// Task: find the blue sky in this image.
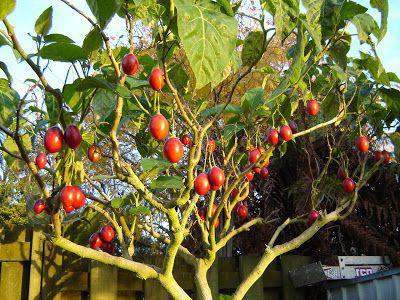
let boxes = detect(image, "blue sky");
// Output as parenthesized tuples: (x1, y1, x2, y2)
(0, 0, 399, 95)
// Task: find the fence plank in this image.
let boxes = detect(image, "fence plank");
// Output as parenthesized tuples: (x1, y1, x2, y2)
(0, 262, 27, 299)
(281, 255, 312, 300)
(28, 227, 44, 300)
(0, 241, 31, 261)
(239, 256, 264, 300)
(208, 257, 219, 299)
(144, 257, 169, 300)
(90, 260, 118, 300)
(42, 242, 63, 300)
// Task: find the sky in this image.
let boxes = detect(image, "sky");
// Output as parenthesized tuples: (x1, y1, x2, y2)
(0, 0, 399, 95)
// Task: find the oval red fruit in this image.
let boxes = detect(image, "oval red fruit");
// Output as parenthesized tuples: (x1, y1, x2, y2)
(267, 128, 279, 146)
(342, 178, 355, 193)
(198, 206, 207, 221)
(149, 67, 165, 91)
(279, 125, 292, 141)
(181, 134, 192, 146)
(100, 242, 115, 255)
(149, 114, 169, 141)
(246, 171, 254, 182)
(374, 151, 383, 162)
(337, 167, 347, 180)
(382, 150, 391, 164)
(89, 232, 103, 249)
(72, 186, 86, 209)
(100, 225, 115, 243)
(231, 188, 239, 199)
(88, 144, 101, 163)
(288, 121, 298, 134)
(208, 166, 225, 188)
(260, 167, 269, 180)
(36, 152, 47, 169)
(33, 199, 46, 215)
(248, 149, 261, 164)
(64, 125, 82, 149)
(236, 203, 248, 220)
(308, 209, 319, 224)
(356, 136, 369, 153)
(44, 126, 63, 153)
(194, 173, 211, 195)
(207, 139, 216, 153)
(60, 186, 76, 208)
(121, 53, 139, 75)
(163, 138, 184, 163)
(64, 206, 74, 213)
(306, 99, 319, 116)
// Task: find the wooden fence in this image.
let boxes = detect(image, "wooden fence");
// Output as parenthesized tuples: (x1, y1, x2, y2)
(0, 227, 313, 299)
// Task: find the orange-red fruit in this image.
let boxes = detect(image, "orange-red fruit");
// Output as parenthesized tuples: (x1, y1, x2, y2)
(60, 186, 86, 212)
(149, 67, 165, 91)
(337, 167, 347, 180)
(89, 233, 103, 249)
(194, 173, 211, 195)
(308, 209, 319, 224)
(121, 53, 139, 75)
(100, 225, 115, 243)
(207, 139, 216, 153)
(249, 149, 261, 164)
(88, 144, 101, 163)
(356, 136, 369, 153)
(36, 152, 47, 169)
(267, 128, 279, 146)
(33, 199, 46, 214)
(382, 150, 391, 164)
(342, 178, 355, 193)
(306, 99, 319, 116)
(181, 134, 192, 146)
(208, 167, 225, 189)
(44, 126, 63, 153)
(246, 171, 254, 182)
(163, 138, 183, 163)
(149, 114, 169, 141)
(258, 146, 265, 153)
(279, 125, 292, 141)
(64, 125, 82, 149)
(64, 206, 74, 213)
(236, 203, 248, 220)
(260, 167, 269, 180)
(198, 206, 207, 221)
(72, 187, 86, 209)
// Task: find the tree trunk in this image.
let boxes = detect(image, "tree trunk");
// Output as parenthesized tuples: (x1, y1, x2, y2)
(194, 267, 213, 299)
(159, 274, 192, 300)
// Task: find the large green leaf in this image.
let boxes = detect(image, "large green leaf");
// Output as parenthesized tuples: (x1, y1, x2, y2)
(356, 52, 389, 86)
(201, 103, 242, 117)
(351, 13, 379, 43)
(0, 0, 15, 20)
(92, 89, 116, 120)
(241, 31, 264, 66)
(35, 6, 53, 35)
(86, 0, 123, 28)
(262, 0, 299, 40)
(175, 0, 238, 89)
(149, 176, 184, 189)
(0, 61, 12, 83)
(329, 34, 351, 70)
(241, 88, 264, 113)
(44, 33, 74, 44)
(301, 0, 323, 50)
(140, 158, 171, 181)
(0, 79, 18, 127)
(76, 77, 131, 98)
(320, 0, 345, 39)
(216, 0, 234, 16)
(2, 134, 31, 171)
(370, 0, 388, 42)
(82, 27, 103, 58)
(40, 43, 87, 61)
(340, 1, 367, 20)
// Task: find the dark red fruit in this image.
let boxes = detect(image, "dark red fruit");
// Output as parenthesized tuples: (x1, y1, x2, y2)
(253, 167, 261, 173)
(64, 125, 82, 149)
(267, 128, 279, 146)
(260, 167, 269, 180)
(246, 171, 254, 182)
(342, 178, 355, 193)
(356, 136, 369, 153)
(207, 139, 216, 153)
(248, 149, 261, 164)
(306, 99, 319, 116)
(288, 121, 298, 134)
(236, 203, 248, 220)
(308, 209, 319, 224)
(72, 187, 86, 209)
(194, 173, 211, 195)
(163, 138, 183, 163)
(100, 242, 115, 255)
(149, 67, 165, 91)
(33, 199, 46, 214)
(60, 186, 76, 208)
(198, 204, 219, 228)
(211, 204, 219, 228)
(231, 188, 239, 199)
(44, 126, 63, 153)
(35, 152, 47, 169)
(64, 206, 74, 213)
(208, 167, 225, 189)
(337, 167, 347, 180)
(246, 145, 255, 157)
(149, 114, 169, 141)
(100, 225, 115, 243)
(88, 144, 101, 163)
(89, 233, 103, 249)
(121, 53, 139, 75)
(279, 125, 292, 141)
(382, 150, 391, 164)
(374, 151, 384, 162)
(181, 134, 192, 146)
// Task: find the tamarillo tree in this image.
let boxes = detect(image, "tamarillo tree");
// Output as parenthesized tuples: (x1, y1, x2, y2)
(0, 0, 398, 299)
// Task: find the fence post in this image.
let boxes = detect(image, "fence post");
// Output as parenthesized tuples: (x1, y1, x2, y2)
(42, 241, 62, 300)
(208, 257, 219, 299)
(239, 256, 264, 300)
(90, 260, 118, 300)
(144, 257, 170, 300)
(28, 226, 44, 300)
(280, 255, 312, 300)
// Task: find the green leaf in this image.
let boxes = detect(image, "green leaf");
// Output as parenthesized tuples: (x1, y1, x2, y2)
(2, 135, 32, 171)
(82, 27, 103, 58)
(40, 43, 87, 62)
(351, 13, 379, 43)
(370, 0, 388, 42)
(387, 72, 400, 83)
(125, 77, 149, 89)
(175, 0, 238, 89)
(301, 0, 323, 50)
(0, 61, 12, 83)
(320, 0, 345, 39)
(241, 31, 264, 66)
(0, 79, 18, 127)
(149, 176, 184, 189)
(201, 104, 242, 117)
(0, 0, 16, 20)
(329, 34, 351, 70)
(217, 0, 234, 16)
(86, 0, 123, 29)
(263, 0, 299, 40)
(92, 90, 116, 121)
(111, 196, 127, 208)
(141, 158, 171, 172)
(44, 33, 74, 44)
(357, 52, 389, 86)
(340, 1, 367, 20)
(223, 124, 244, 142)
(241, 88, 264, 113)
(129, 206, 151, 216)
(35, 7, 53, 36)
